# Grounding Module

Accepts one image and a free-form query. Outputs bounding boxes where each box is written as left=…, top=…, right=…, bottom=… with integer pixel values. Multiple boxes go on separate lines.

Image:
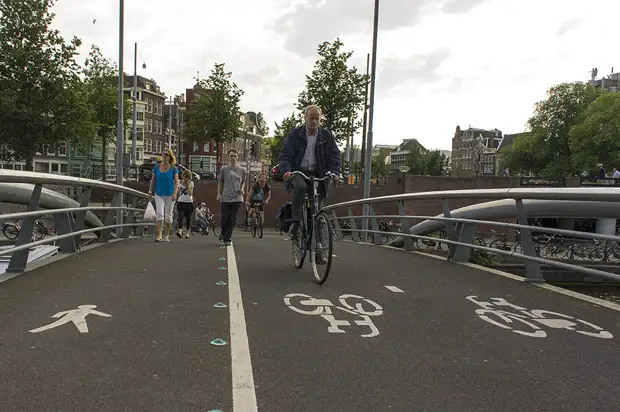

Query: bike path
left=0, top=235, right=233, bottom=412
left=233, top=235, right=620, bottom=412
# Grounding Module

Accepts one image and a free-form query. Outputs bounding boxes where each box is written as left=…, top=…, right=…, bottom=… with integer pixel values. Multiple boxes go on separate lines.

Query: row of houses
left=0, top=77, right=268, bottom=180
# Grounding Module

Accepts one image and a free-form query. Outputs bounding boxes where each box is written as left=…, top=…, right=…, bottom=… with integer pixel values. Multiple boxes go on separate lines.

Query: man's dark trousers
left=220, top=201, right=241, bottom=242
left=290, top=170, right=327, bottom=223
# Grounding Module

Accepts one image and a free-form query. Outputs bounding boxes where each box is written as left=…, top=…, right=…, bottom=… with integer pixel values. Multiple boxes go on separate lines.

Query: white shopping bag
left=144, top=202, right=156, bottom=222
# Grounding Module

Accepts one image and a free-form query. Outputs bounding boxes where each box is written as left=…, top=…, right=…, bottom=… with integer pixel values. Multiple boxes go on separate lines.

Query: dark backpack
left=275, top=201, right=292, bottom=234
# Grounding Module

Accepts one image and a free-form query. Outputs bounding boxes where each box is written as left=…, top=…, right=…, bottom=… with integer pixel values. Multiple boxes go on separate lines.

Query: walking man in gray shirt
left=217, top=148, right=246, bottom=246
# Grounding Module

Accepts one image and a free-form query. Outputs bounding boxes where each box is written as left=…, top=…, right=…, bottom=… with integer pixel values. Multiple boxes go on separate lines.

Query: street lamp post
left=116, top=0, right=125, bottom=231
left=361, top=0, right=379, bottom=243
left=131, top=42, right=137, bottom=167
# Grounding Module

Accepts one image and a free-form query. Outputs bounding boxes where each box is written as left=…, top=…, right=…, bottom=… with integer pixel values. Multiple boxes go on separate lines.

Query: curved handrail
left=323, top=187, right=620, bottom=210
left=324, top=187, right=620, bottom=284
left=0, top=170, right=148, bottom=199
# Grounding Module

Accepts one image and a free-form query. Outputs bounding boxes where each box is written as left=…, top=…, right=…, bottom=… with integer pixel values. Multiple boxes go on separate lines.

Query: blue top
left=153, top=164, right=178, bottom=197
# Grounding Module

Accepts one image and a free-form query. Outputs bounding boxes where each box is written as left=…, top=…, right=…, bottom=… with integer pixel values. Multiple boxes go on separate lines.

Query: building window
left=193, top=142, right=199, bottom=152
left=148, top=98, right=153, bottom=113
left=148, top=118, right=153, bottom=133
left=58, top=142, right=67, bottom=156
left=137, top=112, right=144, bottom=121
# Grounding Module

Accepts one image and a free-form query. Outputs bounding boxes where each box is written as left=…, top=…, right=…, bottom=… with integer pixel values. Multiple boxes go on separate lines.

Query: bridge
left=1, top=171, right=619, bottom=412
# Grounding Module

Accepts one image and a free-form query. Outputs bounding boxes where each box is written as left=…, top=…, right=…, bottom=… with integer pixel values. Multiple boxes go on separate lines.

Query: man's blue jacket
left=278, top=125, right=341, bottom=192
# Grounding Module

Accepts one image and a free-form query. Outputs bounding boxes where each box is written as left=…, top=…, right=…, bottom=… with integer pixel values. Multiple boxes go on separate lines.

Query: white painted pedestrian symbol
left=29, top=305, right=111, bottom=334
left=284, top=293, right=383, bottom=338
left=466, top=296, right=613, bottom=339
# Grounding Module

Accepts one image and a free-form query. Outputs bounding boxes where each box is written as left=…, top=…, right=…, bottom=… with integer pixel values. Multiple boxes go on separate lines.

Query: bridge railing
left=0, top=170, right=153, bottom=274
left=323, top=187, right=620, bottom=283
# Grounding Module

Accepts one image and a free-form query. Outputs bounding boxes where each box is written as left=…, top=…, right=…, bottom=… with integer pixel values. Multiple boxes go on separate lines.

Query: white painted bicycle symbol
left=284, top=293, right=383, bottom=338
left=466, top=296, right=613, bottom=339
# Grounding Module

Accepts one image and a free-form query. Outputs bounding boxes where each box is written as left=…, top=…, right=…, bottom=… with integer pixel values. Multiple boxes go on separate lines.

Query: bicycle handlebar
left=290, top=170, right=336, bottom=182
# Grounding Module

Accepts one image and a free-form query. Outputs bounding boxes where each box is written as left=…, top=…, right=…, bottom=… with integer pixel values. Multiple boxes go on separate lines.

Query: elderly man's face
left=305, top=109, right=321, bottom=131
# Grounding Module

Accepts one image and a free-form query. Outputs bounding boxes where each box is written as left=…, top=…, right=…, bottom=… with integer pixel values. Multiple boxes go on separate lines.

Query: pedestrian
left=175, top=169, right=194, bottom=239
left=148, top=148, right=179, bottom=242
left=217, top=148, right=246, bottom=246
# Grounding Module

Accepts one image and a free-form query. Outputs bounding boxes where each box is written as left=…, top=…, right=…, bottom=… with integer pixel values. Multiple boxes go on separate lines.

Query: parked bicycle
left=250, top=202, right=264, bottom=239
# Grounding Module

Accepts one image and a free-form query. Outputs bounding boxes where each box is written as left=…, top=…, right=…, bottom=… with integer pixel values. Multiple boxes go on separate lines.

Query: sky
left=49, top=0, right=620, bottom=151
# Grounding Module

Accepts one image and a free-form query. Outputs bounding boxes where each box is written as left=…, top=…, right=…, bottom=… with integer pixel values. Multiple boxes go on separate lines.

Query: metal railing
left=323, top=187, right=620, bottom=283
left=0, top=170, right=153, bottom=274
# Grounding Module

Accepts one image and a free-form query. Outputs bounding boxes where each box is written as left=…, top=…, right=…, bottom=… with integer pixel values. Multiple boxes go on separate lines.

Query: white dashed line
left=385, top=285, right=404, bottom=293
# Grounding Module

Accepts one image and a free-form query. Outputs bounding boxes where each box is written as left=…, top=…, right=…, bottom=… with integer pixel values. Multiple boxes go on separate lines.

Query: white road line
left=385, top=285, right=404, bottom=293
left=227, top=244, right=259, bottom=412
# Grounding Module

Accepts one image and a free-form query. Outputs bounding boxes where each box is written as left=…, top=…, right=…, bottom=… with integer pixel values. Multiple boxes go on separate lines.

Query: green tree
left=405, top=145, right=427, bottom=175
left=185, top=63, right=244, bottom=170
left=297, top=39, right=368, bottom=145
left=501, top=82, right=601, bottom=177
left=424, top=150, right=449, bottom=176
left=263, top=113, right=299, bottom=165
left=371, top=153, right=388, bottom=179
left=0, top=0, right=96, bottom=169
left=83, top=45, right=130, bottom=180
left=256, top=112, right=269, bottom=136
left=569, top=92, right=620, bottom=175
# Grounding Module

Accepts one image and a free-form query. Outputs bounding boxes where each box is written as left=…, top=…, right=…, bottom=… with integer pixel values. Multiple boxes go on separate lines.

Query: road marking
left=384, top=285, right=404, bottom=293
left=30, top=304, right=111, bottom=334
left=227, top=244, right=259, bottom=412
left=467, top=296, right=613, bottom=339
left=284, top=293, right=383, bottom=338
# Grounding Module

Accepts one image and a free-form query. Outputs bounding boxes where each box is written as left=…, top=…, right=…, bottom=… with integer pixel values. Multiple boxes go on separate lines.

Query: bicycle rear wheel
left=311, top=211, right=333, bottom=284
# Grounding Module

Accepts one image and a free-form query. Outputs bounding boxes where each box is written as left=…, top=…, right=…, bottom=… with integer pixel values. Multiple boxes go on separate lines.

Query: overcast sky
left=50, top=0, right=619, bottom=151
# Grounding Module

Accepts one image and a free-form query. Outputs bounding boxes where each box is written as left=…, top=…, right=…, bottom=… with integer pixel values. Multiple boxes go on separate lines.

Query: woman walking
left=175, top=169, right=195, bottom=238
left=148, top=148, right=179, bottom=242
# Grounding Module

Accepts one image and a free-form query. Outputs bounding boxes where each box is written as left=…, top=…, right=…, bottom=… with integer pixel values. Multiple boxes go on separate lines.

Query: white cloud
left=49, top=0, right=620, bottom=152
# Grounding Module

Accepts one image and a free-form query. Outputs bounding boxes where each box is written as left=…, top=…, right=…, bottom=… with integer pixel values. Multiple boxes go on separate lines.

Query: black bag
left=275, top=201, right=292, bottom=234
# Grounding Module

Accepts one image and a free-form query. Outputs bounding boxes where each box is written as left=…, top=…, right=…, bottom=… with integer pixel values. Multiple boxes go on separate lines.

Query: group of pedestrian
left=147, top=104, right=342, bottom=246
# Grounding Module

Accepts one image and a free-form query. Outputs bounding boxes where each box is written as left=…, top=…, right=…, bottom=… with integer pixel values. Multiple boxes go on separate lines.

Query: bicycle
left=249, top=202, right=264, bottom=239
left=288, top=170, right=336, bottom=284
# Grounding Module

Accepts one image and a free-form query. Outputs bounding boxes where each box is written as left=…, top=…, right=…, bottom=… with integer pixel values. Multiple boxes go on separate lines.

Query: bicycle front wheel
left=311, top=211, right=333, bottom=284
left=258, top=213, right=264, bottom=239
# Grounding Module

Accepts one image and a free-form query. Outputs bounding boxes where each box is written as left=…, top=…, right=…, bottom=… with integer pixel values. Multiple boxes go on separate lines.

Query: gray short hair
left=304, top=105, right=322, bottom=116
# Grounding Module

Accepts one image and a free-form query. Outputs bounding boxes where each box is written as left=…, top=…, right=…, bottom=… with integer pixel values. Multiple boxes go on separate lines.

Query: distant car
left=200, top=172, right=216, bottom=181
left=271, top=164, right=283, bottom=181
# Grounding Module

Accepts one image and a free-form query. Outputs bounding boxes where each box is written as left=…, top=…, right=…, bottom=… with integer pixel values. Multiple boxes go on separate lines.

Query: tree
left=83, top=45, right=129, bottom=180
left=371, top=153, right=388, bottom=179
left=297, top=39, right=368, bottom=145
left=263, top=113, right=299, bottom=165
left=500, top=82, right=601, bottom=177
left=185, top=63, right=244, bottom=170
left=0, top=0, right=96, bottom=169
left=424, top=150, right=450, bottom=176
left=569, top=92, right=620, bottom=175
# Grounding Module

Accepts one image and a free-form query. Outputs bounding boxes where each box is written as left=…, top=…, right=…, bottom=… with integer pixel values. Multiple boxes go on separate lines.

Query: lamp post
left=132, top=43, right=147, bottom=173
left=361, top=0, right=379, bottom=242
left=116, top=0, right=125, bottom=230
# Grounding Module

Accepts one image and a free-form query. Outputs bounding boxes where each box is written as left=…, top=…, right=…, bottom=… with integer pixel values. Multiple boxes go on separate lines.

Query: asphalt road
left=0, top=232, right=618, bottom=412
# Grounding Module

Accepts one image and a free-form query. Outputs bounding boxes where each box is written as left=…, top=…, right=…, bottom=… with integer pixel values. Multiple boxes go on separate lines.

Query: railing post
left=442, top=199, right=458, bottom=257
left=120, top=195, right=138, bottom=238
left=54, top=211, right=77, bottom=253
left=515, top=199, right=544, bottom=283
left=330, top=211, right=343, bottom=240
left=7, top=184, right=43, bottom=273
left=397, top=200, right=415, bottom=250
left=451, top=222, right=478, bottom=263
left=369, top=205, right=381, bottom=245
left=99, top=193, right=120, bottom=243
left=72, top=186, right=92, bottom=248
left=347, top=206, right=361, bottom=242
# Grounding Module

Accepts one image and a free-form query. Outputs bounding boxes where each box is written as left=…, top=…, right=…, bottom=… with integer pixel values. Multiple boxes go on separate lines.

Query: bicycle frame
left=292, top=171, right=334, bottom=248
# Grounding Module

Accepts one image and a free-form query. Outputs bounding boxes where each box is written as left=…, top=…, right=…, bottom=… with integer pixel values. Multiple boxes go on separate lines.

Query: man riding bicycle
left=278, top=104, right=341, bottom=239
left=245, top=171, right=271, bottom=223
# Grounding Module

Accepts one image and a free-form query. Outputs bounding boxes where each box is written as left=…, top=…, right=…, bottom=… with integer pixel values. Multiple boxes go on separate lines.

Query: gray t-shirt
left=219, top=164, right=246, bottom=203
